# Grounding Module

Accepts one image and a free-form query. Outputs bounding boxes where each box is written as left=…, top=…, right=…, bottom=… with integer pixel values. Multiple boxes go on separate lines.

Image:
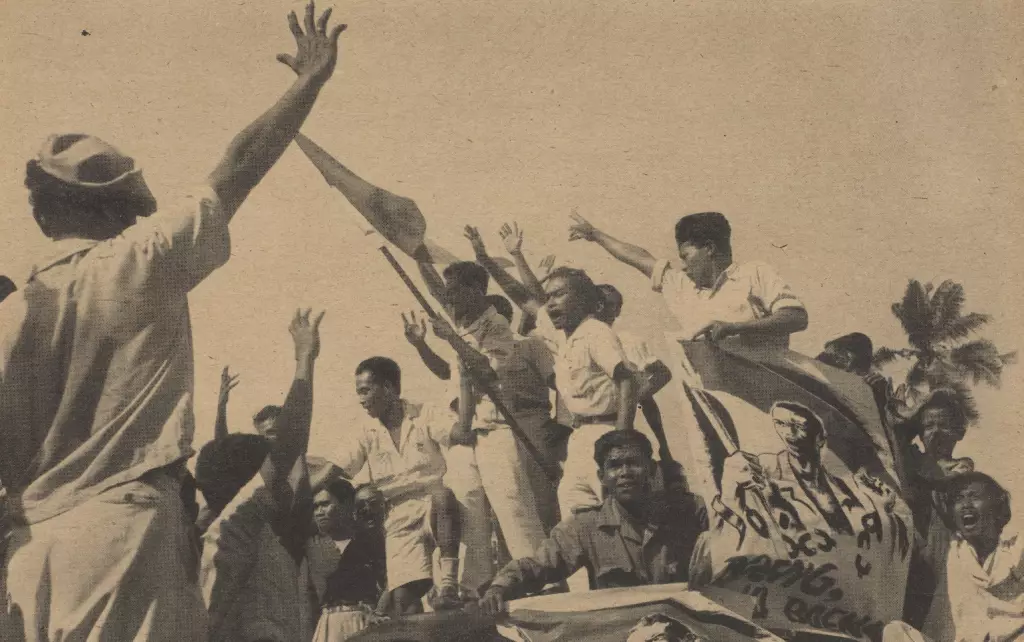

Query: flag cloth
left=294, top=133, right=512, bottom=268
left=666, top=340, right=912, bottom=642
left=349, top=585, right=789, bottom=641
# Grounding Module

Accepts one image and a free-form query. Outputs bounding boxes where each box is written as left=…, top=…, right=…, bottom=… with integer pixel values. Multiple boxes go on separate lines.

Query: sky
left=2, top=1, right=1022, bottom=492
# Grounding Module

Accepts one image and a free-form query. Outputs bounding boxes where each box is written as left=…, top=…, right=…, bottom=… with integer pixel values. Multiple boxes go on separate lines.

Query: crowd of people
left=0, top=4, right=1017, bottom=642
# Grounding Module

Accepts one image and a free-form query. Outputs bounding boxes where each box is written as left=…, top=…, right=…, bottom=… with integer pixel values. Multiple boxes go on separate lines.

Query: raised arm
left=614, top=366, right=639, bottom=432
left=214, top=366, right=240, bottom=440
left=499, top=222, right=547, bottom=302
left=261, top=309, right=324, bottom=514
left=463, top=226, right=542, bottom=314
left=209, top=2, right=346, bottom=219
left=401, top=311, right=451, bottom=381
left=693, top=307, right=809, bottom=343
left=568, top=211, right=658, bottom=278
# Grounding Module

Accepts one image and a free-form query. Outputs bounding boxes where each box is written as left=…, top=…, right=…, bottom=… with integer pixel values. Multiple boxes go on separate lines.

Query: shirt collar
left=29, top=238, right=99, bottom=280
left=705, top=261, right=739, bottom=295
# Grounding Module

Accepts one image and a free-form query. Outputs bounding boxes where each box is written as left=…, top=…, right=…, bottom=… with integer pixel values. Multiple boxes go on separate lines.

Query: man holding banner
left=568, top=211, right=807, bottom=349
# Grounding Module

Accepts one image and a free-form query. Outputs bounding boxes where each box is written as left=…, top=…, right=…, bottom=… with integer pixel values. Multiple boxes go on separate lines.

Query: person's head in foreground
left=626, top=613, right=707, bottom=642
left=442, top=261, right=490, bottom=326
left=484, top=294, right=514, bottom=324
left=25, top=134, right=158, bottom=241
left=543, top=266, right=601, bottom=333
left=594, top=430, right=657, bottom=510
left=674, top=212, right=731, bottom=290
left=353, top=483, right=387, bottom=533
left=195, top=434, right=272, bottom=517
left=355, top=356, right=402, bottom=420
left=946, top=471, right=1011, bottom=557
left=596, top=283, right=624, bottom=325
left=0, top=276, right=15, bottom=304
left=252, top=404, right=283, bottom=446
left=314, top=477, right=357, bottom=540
left=770, top=401, right=826, bottom=465
left=912, top=389, right=968, bottom=459
left=817, top=332, right=874, bottom=376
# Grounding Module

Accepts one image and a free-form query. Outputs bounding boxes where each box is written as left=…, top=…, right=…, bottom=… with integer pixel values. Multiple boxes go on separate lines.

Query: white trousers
left=1, top=471, right=207, bottom=642
left=558, top=423, right=617, bottom=517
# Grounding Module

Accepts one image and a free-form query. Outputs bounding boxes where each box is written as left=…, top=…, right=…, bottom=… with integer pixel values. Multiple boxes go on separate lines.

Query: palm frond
left=950, top=340, right=1007, bottom=387
left=944, top=381, right=981, bottom=425
left=1001, top=351, right=1018, bottom=366
left=873, top=346, right=905, bottom=367
left=933, top=312, right=991, bottom=344
left=892, top=280, right=934, bottom=350
left=930, top=280, right=966, bottom=333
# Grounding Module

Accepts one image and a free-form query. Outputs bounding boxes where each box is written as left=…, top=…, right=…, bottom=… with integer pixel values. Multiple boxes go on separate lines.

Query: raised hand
left=463, top=225, right=488, bottom=257
left=401, top=311, right=428, bottom=345
left=568, top=208, right=598, bottom=242
left=538, top=254, right=556, bottom=277
left=218, top=366, right=240, bottom=406
left=276, top=1, right=348, bottom=85
left=499, top=222, right=524, bottom=255
left=289, top=308, right=326, bottom=360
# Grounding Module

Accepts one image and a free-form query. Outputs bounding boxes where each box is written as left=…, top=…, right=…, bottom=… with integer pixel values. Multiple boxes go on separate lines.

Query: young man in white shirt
left=569, top=211, right=808, bottom=349
left=332, top=357, right=464, bottom=614
left=543, top=267, right=639, bottom=518
left=0, top=5, right=346, bottom=640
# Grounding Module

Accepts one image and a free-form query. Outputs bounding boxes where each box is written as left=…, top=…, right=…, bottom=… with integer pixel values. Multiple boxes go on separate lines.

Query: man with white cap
left=0, top=3, right=346, bottom=640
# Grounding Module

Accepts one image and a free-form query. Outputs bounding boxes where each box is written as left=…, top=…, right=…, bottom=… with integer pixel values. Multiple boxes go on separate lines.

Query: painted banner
left=667, top=340, right=912, bottom=642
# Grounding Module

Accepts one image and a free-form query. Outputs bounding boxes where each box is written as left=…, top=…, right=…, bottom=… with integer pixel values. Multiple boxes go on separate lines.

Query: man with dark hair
left=305, top=477, right=387, bottom=641
left=568, top=211, right=807, bottom=349
left=478, top=430, right=707, bottom=614
left=817, top=332, right=875, bottom=376
left=0, top=4, right=346, bottom=639
left=200, top=308, right=325, bottom=642
left=417, top=244, right=562, bottom=593
left=542, top=266, right=639, bottom=518
left=885, top=472, right=1022, bottom=642
left=330, top=356, right=464, bottom=613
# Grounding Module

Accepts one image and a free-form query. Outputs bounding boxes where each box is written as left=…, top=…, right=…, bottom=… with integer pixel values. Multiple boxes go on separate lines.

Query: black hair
left=914, top=389, right=967, bottom=435
left=484, top=294, right=514, bottom=323
left=593, top=429, right=654, bottom=469
left=945, top=471, right=1012, bottom=533
left=356, top=357, right=402, bottom=394
left=0, top=276, right=15, bottom=304
left=253, top=405, right=282, bottom=425
left=323, top=477, right=357, bottom=506
left=771, top=401, right=826, bottom=440
left=824, top=332, right=874, bottom=374
left=547, top=266, right=601, bottom=316
left=24, top=158, right=155, bottom=240
left=442, top=261, right=489, bottom=294
left=674, top=212, right=732, bottom=255
left=194, top=434, right=271, bottom=513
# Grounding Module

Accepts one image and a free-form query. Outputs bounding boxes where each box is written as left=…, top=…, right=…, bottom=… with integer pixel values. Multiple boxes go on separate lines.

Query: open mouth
left=959, top=511, right=979, bottom=529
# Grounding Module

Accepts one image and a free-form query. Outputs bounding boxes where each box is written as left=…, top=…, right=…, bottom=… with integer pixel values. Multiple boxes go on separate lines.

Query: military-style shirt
left=491, top=490, right=708, bottom=597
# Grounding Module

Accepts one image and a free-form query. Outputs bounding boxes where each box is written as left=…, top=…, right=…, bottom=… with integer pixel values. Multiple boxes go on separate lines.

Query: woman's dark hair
left=25, top=159, right=154, bottom=239
left=324, top=477, right=357, bottom=506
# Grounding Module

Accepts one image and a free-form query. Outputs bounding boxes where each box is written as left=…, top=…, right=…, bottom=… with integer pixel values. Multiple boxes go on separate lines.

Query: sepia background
left=1, top=1, right=1021, bottom=496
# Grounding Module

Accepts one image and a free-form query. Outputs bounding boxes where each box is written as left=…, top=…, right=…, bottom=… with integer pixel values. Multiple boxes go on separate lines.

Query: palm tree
left=873, top=279, right=1016, bottom=424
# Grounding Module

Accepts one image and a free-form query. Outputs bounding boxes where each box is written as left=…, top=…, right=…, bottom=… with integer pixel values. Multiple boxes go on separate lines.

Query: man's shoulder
left=728, top=260, right=781, bottom=280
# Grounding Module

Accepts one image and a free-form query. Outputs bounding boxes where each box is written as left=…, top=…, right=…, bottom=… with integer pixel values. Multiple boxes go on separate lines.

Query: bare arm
left=693, top=307, right=809, bottom=342
left=209, top=3, right=346, bottom=220
left=569, top=211, right=658, bottom=278
left=464, top=226, right=542, bottom=314
left=614, top=365, right=639, bottom=431
left=214, top=366, right=239, bottom=440
left=499, top=222, right=547, bottom=301
left=450, top=359, right=477, bottom=447
left=402, top=312, right=451, bottom=380
left=261, top=309, right=324, bottom=515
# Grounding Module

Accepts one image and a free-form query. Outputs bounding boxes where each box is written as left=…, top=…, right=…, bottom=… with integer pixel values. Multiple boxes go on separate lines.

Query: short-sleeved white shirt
left=946, top=523, right=1024, bottom=642
left=553, top=318, right=631, bottom=418
left=650, top=259, right=804, bottom=348
left=201, top=474, right=303, bottom=642
left=615, top=330, right=659, bottom=370
left=331, top=400, right=451, bottom=503
left=0, top=186, right=230, bottom=524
